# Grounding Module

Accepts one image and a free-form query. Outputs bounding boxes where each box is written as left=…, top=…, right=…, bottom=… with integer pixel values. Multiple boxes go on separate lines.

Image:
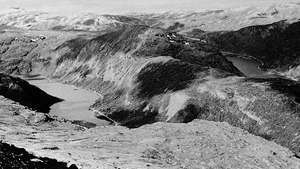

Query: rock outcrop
left=0, top=142, right=77, bottom=169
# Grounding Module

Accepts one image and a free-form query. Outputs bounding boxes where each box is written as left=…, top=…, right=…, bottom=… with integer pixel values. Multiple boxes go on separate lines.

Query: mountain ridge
left=0, top=2, right=299, bottom=32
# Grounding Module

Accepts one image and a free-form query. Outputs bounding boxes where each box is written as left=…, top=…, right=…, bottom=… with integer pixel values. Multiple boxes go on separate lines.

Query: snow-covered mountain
left=0, top=10, right=143, bottom=31
left=133, top=2, right=300, bottom=32
left=1, top=2, right=299, bottom=32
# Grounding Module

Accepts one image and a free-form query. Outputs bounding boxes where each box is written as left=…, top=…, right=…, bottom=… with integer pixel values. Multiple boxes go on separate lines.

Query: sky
left=0, top=0, right=296, bottom=15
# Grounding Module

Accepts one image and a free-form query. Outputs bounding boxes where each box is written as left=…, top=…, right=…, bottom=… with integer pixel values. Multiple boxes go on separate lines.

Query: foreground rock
left=1, top=97, right=300, bottom=169
left=0, top=142, right=77, bottom=169
left=0, top=101, right=300, bottom=169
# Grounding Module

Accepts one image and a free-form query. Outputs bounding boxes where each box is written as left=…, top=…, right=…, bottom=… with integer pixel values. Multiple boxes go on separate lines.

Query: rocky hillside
left=0, top=142, right=77, bottom=169
left=1, top=96, right=300, bottom=168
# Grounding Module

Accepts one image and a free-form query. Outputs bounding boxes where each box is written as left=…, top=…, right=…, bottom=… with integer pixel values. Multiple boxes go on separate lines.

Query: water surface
left=227, top=56, right=264, bottom=77
left=27, top=77, right=109, bottom=126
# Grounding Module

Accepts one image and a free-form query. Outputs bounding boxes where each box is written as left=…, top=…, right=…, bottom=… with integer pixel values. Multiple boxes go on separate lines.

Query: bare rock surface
left=0, top=142, right=77, bottom=169
left=1, top=96, right=300, bottom=169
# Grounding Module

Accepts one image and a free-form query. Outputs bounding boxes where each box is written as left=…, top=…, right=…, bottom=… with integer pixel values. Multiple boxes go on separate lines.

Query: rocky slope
left=0, top=142, right=77, bottom=169
left=1, top=96, right=300, bottom=169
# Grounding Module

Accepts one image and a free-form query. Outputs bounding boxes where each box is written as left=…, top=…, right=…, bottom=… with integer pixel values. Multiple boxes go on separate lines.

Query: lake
left=27, top=77, right=109, bottom=126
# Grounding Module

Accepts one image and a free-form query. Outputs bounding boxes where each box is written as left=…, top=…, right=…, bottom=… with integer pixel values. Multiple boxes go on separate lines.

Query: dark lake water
left=227, top=56, right=300, bottom=103
left=227, top=56, right=265, bottom=77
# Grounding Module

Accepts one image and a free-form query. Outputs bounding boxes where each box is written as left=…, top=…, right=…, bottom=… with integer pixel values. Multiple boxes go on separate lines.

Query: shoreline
left=22, top=74, right=109, bottom=126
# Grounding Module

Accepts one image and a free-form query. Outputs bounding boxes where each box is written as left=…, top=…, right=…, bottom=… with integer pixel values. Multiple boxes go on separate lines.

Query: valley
left=0, top=2, right=300, bottom=169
